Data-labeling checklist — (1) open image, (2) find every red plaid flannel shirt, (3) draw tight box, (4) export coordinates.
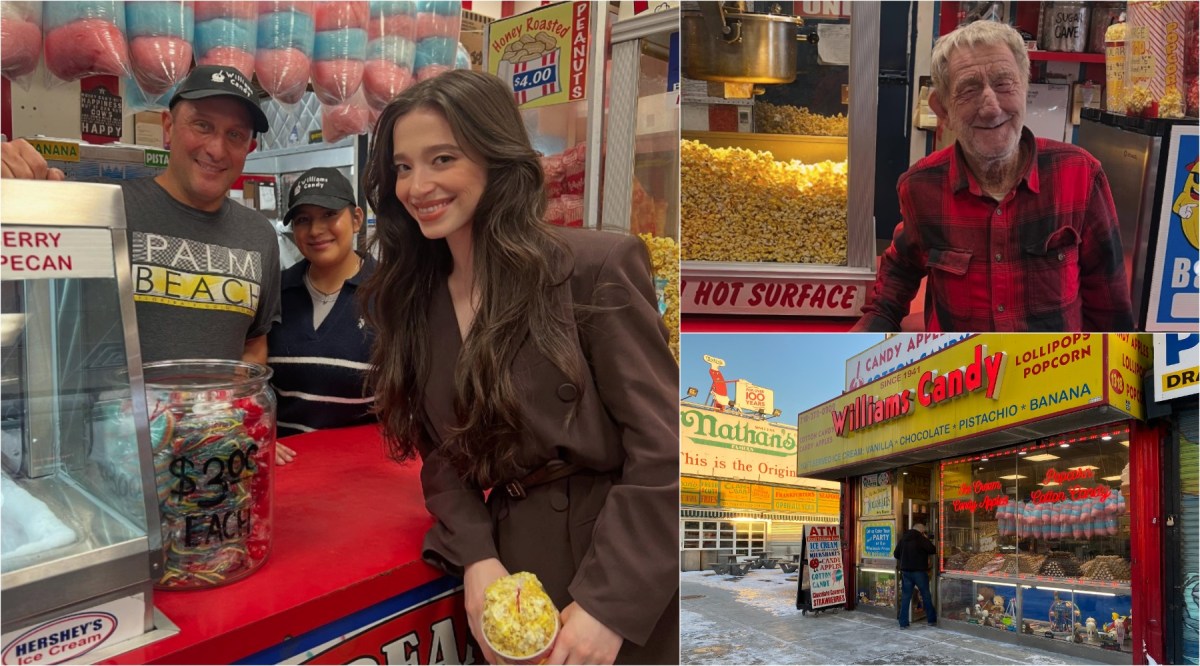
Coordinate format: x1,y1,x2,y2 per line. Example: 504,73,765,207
856,128,1134,332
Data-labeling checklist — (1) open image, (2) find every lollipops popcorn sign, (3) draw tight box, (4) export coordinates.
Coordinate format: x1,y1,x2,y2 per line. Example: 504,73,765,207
487,2,590,110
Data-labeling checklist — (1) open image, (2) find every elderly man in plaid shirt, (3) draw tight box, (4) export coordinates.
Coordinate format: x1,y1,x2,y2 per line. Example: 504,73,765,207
854,20,1134,332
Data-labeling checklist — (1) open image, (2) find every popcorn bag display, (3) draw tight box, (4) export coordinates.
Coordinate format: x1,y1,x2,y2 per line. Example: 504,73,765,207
1104,20,1127,113
1,1,42,85
43,0,132,83
144,360,277,590
482,572,560,665
126,1,195,98
312,1,368,105
413,0,460,81
1125,0,1190,118
256,0,316,105
363,0,416,110
496,31,561,106
194,1,257,79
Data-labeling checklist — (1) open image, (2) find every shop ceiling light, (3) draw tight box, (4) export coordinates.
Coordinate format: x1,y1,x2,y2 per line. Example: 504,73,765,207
981,457,989,462
1101,475,1122,481
998,474,1026,480
1120,440,1130,447
1101,435,1113,441
1017,450,1027,456
1074,465,1099,470
1038,481,1060,487
1059,443,1071,448
1024,453,1060,462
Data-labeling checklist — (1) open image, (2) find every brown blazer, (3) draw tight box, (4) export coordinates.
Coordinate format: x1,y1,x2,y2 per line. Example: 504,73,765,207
416,227,680,664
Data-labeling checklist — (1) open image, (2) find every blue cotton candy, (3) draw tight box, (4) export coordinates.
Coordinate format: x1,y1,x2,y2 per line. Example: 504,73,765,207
126,1,194,39
370,1,417,18
314,28,367,61
454,41,469,69
367,35,414,65
44,1,125,32
195,17,255,52
416,1,460,16
414,36,456,69
257,11,316,54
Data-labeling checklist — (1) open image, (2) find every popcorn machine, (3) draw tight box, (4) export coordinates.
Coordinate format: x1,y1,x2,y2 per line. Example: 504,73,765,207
0,181,175,663
680,1,882,319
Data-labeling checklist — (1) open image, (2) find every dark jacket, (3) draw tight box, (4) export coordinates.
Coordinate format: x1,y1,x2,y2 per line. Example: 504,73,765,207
417,228,679,663
893,528,936,571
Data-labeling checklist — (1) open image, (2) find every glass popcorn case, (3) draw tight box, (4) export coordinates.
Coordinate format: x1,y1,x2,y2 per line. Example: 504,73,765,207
0,180,173,663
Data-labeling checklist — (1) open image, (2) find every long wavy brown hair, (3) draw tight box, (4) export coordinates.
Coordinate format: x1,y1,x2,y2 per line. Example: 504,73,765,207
360,70,583,488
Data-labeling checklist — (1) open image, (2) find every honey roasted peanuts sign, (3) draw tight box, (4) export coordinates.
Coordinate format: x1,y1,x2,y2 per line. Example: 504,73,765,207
487,2,591,109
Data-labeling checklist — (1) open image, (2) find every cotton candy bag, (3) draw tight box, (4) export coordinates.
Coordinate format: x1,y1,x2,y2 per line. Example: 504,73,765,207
312,1,367,104
43,1,133,83
126,1,194,99
256,0,316,105
2,1,42,87
363,0,416,110
194,1,257,78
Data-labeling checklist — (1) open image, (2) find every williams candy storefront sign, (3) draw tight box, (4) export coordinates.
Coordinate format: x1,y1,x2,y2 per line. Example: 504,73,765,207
795,334,1151,478
682,406,818,486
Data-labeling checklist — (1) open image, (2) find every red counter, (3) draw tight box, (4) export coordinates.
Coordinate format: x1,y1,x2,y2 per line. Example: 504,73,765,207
106,425,473,665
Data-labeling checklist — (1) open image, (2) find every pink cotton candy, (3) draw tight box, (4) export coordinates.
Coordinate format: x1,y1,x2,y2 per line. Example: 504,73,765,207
415,64,450,82
1,17,41,78
198,46,255,80
363,59,412,108
367,15,415,40
131,36,193,95
414,13,455,40
257,48,312,104
321,98,371,142
313,59,364,105
315,1,368,31
195,2,259,21
44,18,131,81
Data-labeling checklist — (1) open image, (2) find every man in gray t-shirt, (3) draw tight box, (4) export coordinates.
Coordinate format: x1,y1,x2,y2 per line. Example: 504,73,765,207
2,65,280,364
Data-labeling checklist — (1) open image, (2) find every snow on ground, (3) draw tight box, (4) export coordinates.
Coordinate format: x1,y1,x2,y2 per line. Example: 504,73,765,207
681,568,804,618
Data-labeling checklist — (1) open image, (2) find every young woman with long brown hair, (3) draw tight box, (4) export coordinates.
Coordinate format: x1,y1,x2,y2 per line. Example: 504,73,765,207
360,69,679,665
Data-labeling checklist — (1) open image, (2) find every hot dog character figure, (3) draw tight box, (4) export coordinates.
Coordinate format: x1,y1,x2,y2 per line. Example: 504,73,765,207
1174,158,1200,250
704,354,730,412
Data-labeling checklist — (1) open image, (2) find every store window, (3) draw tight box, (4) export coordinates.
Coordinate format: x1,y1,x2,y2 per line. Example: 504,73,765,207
680,519,766,555
938,424,1133,652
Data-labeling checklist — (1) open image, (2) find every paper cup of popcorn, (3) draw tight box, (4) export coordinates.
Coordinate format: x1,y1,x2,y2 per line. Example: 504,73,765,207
482,572,560,665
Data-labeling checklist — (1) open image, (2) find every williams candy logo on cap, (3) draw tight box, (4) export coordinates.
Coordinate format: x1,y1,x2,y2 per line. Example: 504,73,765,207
294,176,330,196
212,69,254,97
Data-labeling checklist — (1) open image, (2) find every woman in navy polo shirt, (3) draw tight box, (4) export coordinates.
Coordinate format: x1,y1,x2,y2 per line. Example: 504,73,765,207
268,167,377,463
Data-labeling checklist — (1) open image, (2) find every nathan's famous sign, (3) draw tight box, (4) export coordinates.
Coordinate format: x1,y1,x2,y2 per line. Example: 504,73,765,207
796,334,1150,477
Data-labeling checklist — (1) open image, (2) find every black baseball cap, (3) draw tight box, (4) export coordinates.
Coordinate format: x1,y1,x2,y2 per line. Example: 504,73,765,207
284,168,357,225
169,65,269,134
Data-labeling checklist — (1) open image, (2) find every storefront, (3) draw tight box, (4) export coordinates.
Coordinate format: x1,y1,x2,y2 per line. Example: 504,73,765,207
795,334,1159,664
1150,334,1199,666
680,401,840,571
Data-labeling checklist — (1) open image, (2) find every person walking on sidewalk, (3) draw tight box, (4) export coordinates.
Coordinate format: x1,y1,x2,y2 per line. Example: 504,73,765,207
894,523,938,629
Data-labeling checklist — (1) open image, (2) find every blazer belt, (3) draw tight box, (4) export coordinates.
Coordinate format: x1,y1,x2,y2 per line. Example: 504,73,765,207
500,460,587,500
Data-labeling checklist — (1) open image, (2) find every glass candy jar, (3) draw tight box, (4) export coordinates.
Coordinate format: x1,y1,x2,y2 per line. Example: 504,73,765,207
143,360,276,590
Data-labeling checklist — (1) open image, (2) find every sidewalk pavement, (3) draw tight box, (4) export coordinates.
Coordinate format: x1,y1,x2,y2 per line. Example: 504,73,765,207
681,570,1107,665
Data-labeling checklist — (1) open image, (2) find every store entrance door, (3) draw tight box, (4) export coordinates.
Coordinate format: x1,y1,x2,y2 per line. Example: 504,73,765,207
899,464,937,625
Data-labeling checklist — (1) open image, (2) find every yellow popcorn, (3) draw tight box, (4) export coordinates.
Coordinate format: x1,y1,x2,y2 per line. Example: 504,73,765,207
1160,87,1185,118
1126,84,1154,114
754,101,848,137
1104,22,1126,42
483,572,559,661
639,233,680,363
680,139,848,265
